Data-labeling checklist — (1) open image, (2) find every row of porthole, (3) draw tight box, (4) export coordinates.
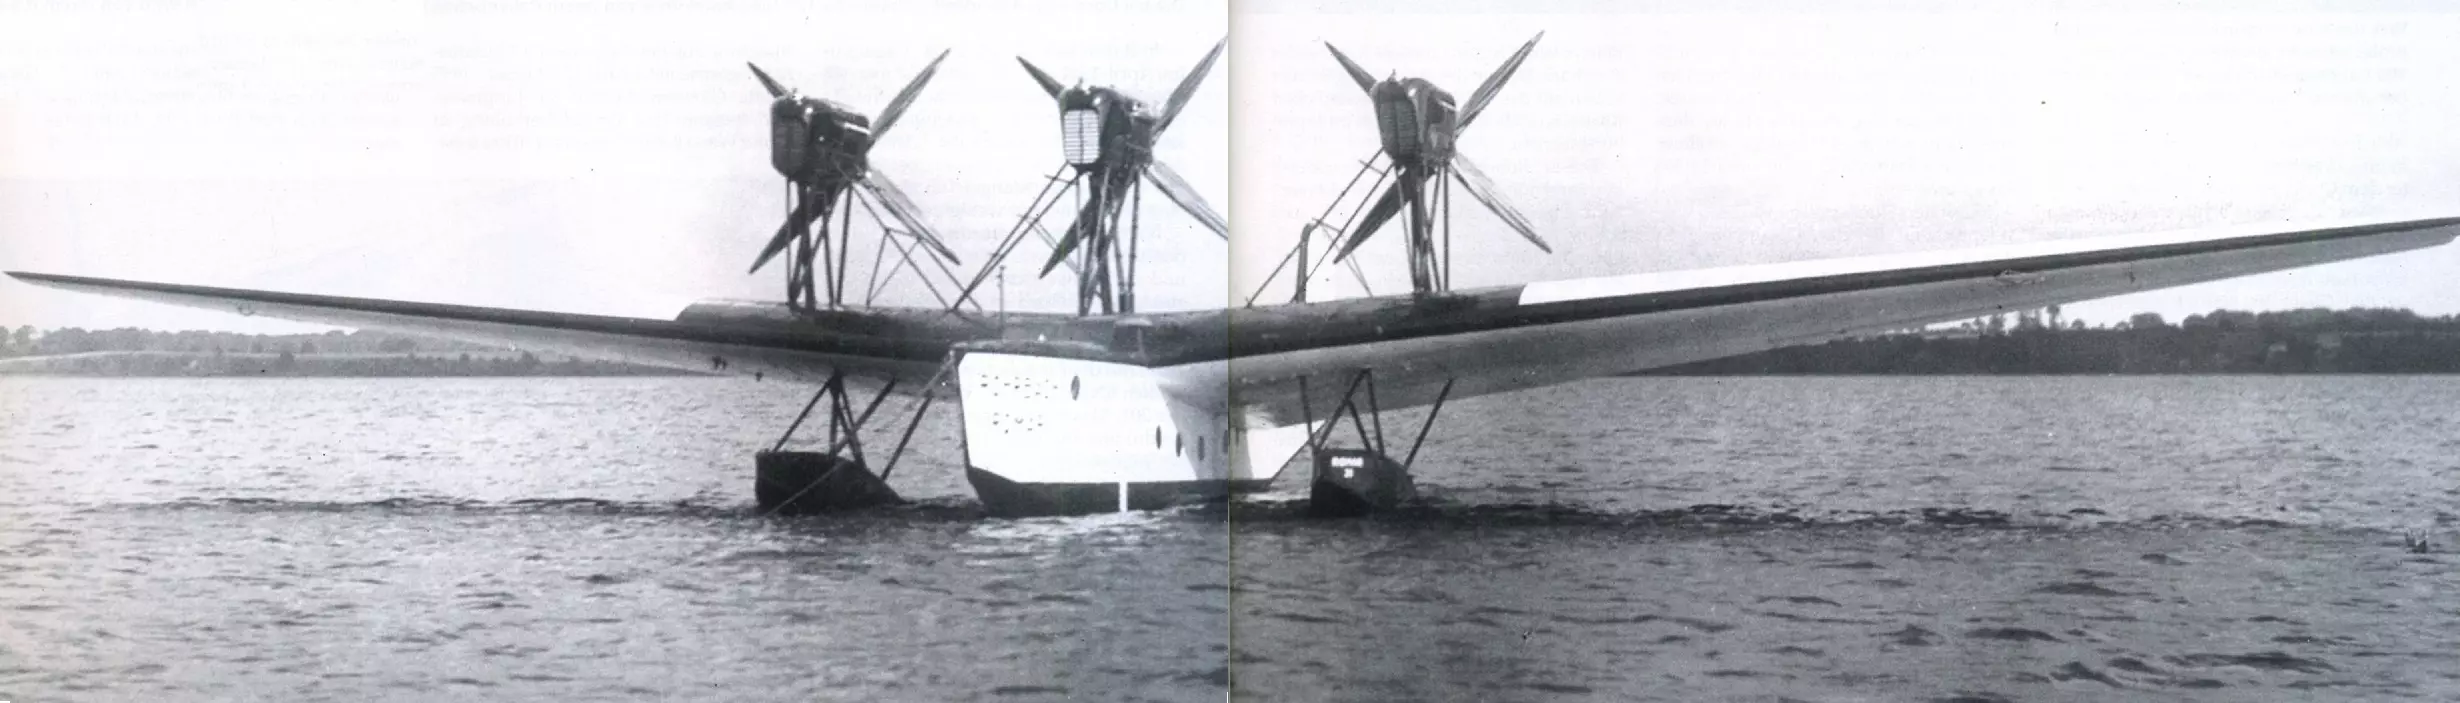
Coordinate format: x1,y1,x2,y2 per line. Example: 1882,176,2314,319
1154,427,1237,461
1059,375,1239,461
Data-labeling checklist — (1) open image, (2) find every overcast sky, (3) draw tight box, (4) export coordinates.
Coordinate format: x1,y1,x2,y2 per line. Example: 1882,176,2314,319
3,0,2455,333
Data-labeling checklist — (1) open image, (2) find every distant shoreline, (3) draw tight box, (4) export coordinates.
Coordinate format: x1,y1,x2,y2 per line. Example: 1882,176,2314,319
6,306,2456,377
1637,316,2460,375
0,350,700,378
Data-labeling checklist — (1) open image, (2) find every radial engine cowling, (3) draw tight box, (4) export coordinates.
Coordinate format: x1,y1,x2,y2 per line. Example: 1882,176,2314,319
1055,86,1157,172
1061,108,1102,166
770,97,814,179
1058,87,1107,167
1371,79,1458,165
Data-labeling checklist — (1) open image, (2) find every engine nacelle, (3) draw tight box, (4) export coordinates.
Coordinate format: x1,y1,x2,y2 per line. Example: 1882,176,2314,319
770,96,874,184
770,98,814,178
1055,86,1155,171
1371,78,1457,165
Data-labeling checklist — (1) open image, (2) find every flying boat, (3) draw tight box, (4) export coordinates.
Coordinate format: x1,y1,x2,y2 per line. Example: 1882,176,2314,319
11,37,2458,518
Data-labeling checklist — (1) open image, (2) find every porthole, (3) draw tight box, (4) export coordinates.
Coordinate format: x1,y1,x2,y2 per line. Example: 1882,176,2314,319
1175,434,1183,456
1070,376,1080,400
1155,427,1163,448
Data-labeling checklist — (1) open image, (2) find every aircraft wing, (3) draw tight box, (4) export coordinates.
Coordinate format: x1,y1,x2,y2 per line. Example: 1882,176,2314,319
1181,215,2460,428
13,214,2457,422
3,272,968,385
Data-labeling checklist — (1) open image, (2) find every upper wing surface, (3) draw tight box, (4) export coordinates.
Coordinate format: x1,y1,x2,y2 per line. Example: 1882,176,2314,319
5,271,960,383
1172,215,2460,426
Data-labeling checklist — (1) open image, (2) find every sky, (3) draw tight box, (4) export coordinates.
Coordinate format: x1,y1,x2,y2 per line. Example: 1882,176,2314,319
3,0,2456,333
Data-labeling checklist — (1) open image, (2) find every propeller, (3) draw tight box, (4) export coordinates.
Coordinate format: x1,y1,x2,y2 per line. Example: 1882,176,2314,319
748,62,791,99
872,49,950,142
1450,152,1550,253
860,167,962,264
1040,194,1108,276
1155,38,1227,135
750,190,828,274
1459,33,1542,131
1322,33,1550,264
1018,57,1066,98
1337,183,1408,262
743,53,961,278
1325,43,1376,93
1019,38,1230,279
1144,160,1226,238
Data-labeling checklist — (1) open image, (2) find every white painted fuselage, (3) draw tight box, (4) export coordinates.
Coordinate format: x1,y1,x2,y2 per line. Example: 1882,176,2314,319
955,352,1316,513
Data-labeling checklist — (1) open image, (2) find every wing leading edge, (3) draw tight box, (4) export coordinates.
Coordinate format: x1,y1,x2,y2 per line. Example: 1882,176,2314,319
3,272,974,385
1173,215,2460,427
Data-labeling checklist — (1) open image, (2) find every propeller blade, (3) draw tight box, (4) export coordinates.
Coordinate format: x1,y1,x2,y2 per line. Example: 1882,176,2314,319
1458,32,1543,131
1141,161,1227,239
871,49,950,143
1155,37,1227,135
859,167,962,265
1017,57,1065,99
1450,152,1552,253
1324,42,1377,93
1031,225,1082,276
1335,180,1407,262
1039,195,1107,277
750,189,826,273
747,62,791,99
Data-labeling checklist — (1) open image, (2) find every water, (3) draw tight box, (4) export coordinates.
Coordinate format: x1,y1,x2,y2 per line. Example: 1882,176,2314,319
4,376,2458,701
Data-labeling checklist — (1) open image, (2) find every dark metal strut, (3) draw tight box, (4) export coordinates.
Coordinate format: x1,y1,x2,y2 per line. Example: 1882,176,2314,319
1299,368,1455,473
762,353,962,512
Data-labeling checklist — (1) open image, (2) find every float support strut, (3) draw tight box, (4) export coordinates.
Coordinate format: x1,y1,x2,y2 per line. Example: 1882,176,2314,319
757,369,927,516
1301,368,1454,516
1401,378,1453,471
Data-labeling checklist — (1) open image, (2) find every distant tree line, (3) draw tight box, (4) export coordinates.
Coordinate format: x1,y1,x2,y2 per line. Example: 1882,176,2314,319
9,307,2456,377
0,326,692,377
0,326,501,358
1645,306,2460,375
0,350,691,377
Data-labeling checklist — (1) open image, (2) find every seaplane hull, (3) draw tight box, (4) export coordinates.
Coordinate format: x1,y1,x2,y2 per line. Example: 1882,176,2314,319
956,352,1304,517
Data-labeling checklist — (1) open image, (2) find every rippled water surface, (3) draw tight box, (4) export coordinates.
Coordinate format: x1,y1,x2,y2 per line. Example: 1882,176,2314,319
4,376,2459,701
